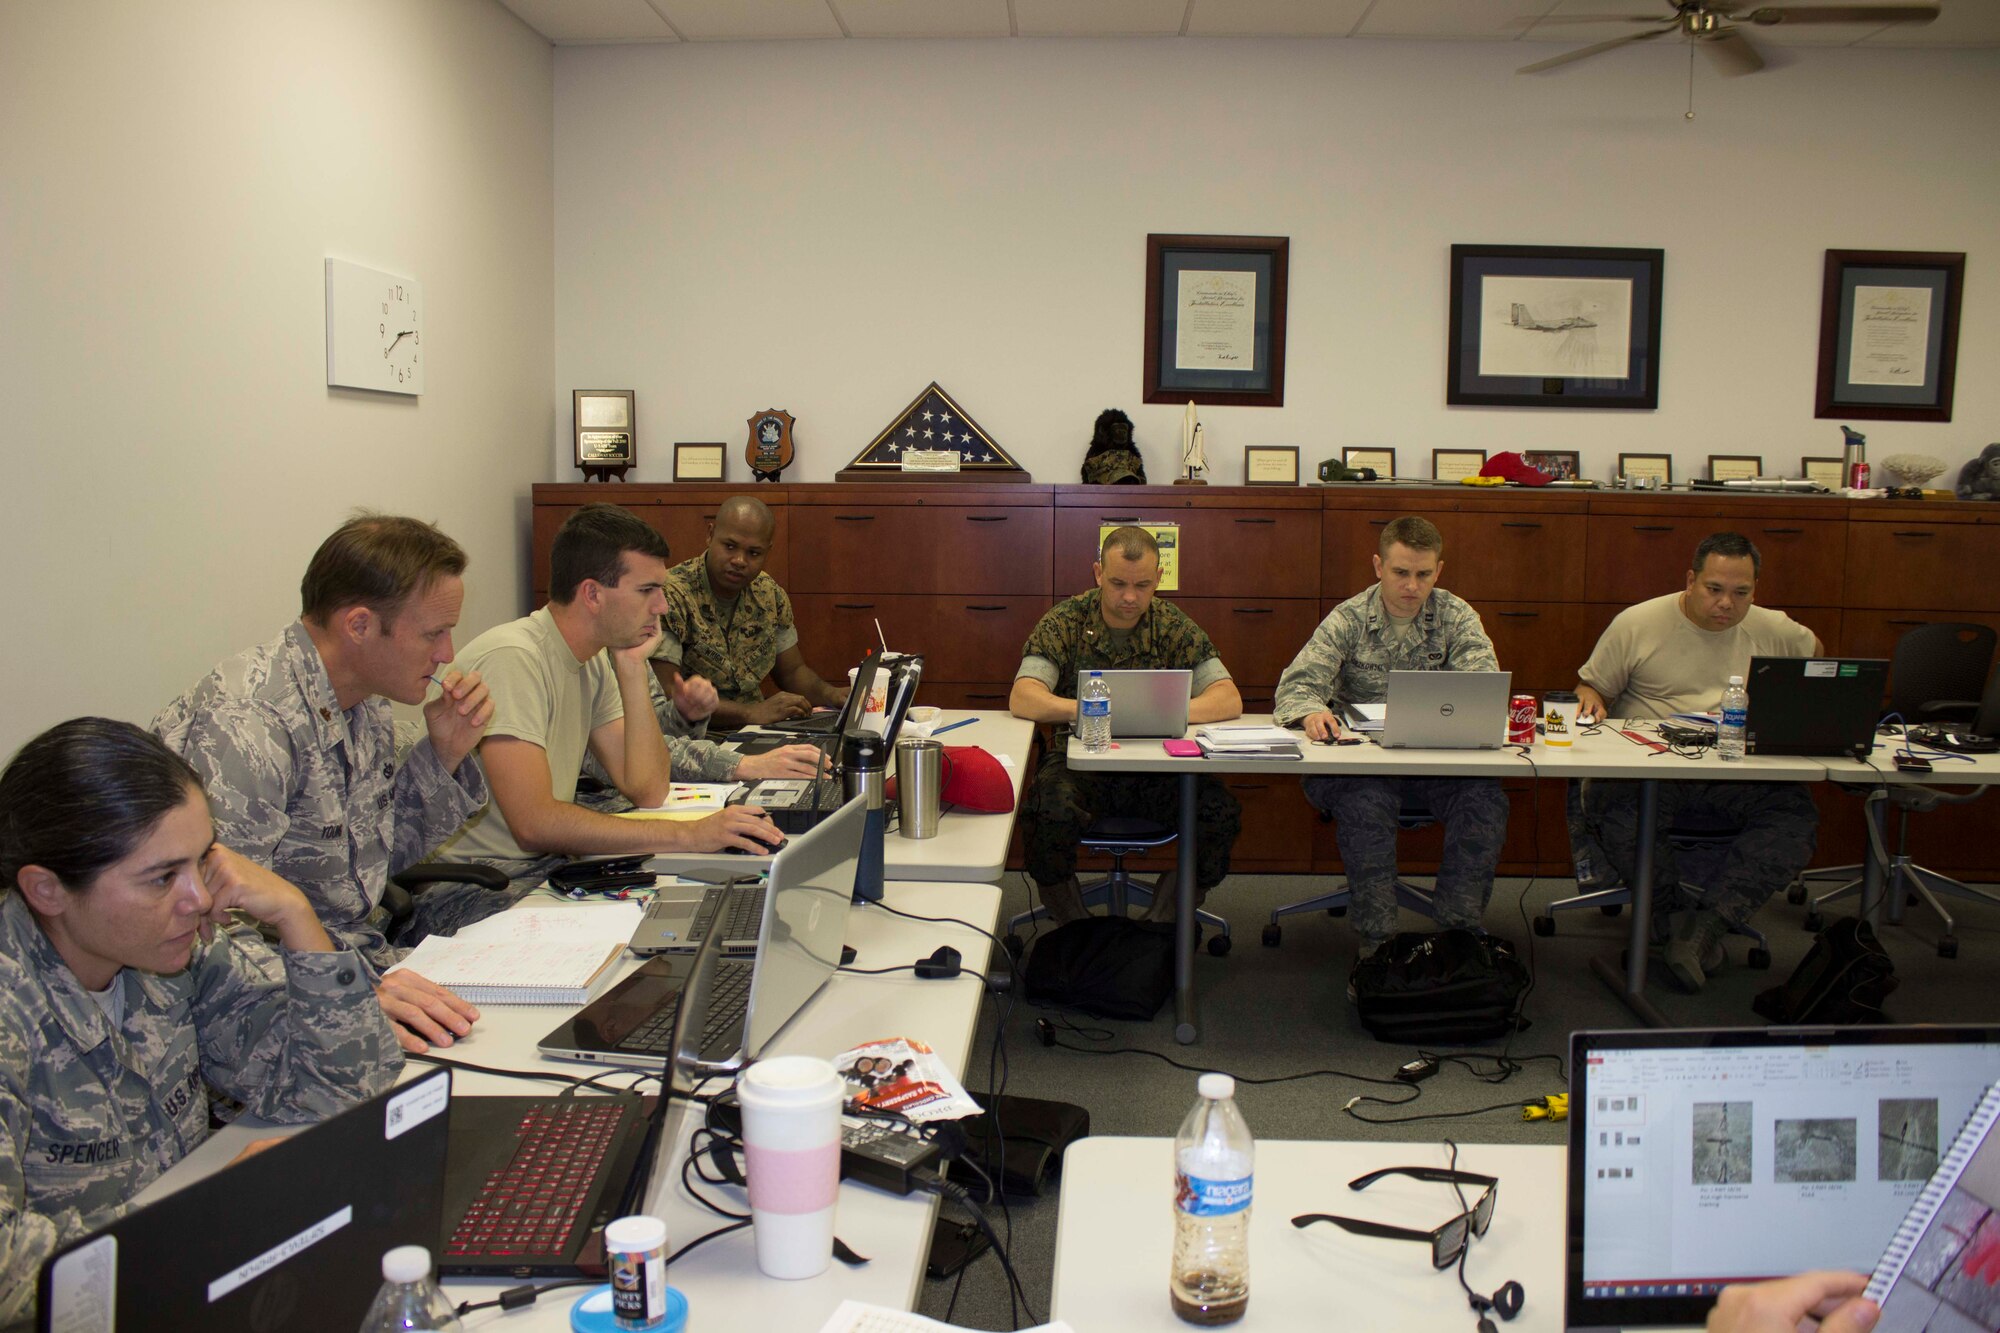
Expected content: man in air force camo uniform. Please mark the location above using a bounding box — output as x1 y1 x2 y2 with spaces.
1010 526 1243 923
1274 516 1509 956
154 515 495 1054
651 496 853 730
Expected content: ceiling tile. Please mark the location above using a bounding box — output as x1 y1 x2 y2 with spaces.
494 0 679 43
653 0 845 40
834 0 1013 37
1185 0 1373 37
1012 0 1189 37
1355 0 1550 41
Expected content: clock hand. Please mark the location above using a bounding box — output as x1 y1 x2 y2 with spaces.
386 330 416 352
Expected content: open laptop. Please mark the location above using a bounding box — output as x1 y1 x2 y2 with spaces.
1565 1025 2000 1333
40 1068 451 1332
1746 656 1889 758
744 644 889 740
543 793 863 1068
735 654 923 836
1376 669 1512 749
1082 667 1192 738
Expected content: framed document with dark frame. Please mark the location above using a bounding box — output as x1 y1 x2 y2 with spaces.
1814 249 1964 422
1433 448 1487 482
573 389 636 479
1523 450 1580 482
1709 454 1762 482
1144 234 1289 407
1242 445 1299 486
1447 244 1664 410
1802 456 1845 489
1344 447 1396 478
674 442 726 483
1619 452 1672 485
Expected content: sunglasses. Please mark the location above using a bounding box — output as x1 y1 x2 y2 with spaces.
1291 1166 1499 1269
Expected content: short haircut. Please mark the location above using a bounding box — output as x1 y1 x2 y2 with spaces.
1099 525 1160 566
1379 516 1444 558
300 513 467 629
1 718 204 894
714 495 776 540
1692 531 1762 578
549 503 671 603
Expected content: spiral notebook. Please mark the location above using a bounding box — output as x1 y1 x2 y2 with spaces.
388 934 624 1005
1864 1081 2000 1331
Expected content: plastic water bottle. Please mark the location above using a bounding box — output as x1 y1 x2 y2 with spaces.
1080 671 1112 753
357 1246 461 1332
1718 674 1748 763
1171 1073 1252 1325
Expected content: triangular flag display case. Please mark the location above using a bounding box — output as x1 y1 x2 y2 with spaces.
837 382 1032 484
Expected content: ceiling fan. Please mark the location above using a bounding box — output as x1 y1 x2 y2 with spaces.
1518 2 1942 77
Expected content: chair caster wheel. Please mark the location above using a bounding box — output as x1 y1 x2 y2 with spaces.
1939 936 1960 960
1208 935 1232 958
1261 924 1281 948
1802 911 1823 933
1785 881 1807 906
1907 892 1920 908
1748 947 1772 970
1533 916 1555 937
1328 905 1348 918
1003 933 1024 959
1599 904 1624 918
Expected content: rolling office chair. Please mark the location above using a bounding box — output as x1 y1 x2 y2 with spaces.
1261 794 1440 948
1005 816 1233 957
1789 623 1996 958
382 861 515 937
1793 647 2000 959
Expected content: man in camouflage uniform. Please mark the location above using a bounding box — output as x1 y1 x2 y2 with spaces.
154 514 495 1053
1274 516 1508 955
1010 526 1243 923
1574 531 1822 991
651 496 851 729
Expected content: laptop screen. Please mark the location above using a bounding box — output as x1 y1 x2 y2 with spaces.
745 795 865 1058
1568 1027 2000 1329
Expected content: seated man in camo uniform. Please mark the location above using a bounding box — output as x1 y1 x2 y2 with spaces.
1274 516 1508 964
1009 526 1243 924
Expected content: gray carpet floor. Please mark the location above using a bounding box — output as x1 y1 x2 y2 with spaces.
912 870 2000 1330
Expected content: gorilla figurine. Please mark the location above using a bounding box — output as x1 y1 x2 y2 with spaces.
1081 408 1147 485
1956 443 2000 501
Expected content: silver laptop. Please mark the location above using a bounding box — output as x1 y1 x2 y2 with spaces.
1565 1025 2000 1333
539 796 864 1070
631 872 768 956
1378 670 1511 749
1080 668 1192 738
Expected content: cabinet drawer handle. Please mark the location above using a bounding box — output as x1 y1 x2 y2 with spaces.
1234 517 1276 525
965 604 1006 612
1099 515 1139 522
1369 519 1389 526
834 514 876 523
1633 525 1674 533
965 515 1008 523
1891 530 1936 538
1887 619 1926 627
1761 527 1804 535
833 603 876 610
1226 783 1261 792
1498 611 1540 619
1500 521 1543 530
1232 607 1274 615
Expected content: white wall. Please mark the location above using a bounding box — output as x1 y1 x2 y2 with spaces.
0 0 554 758
553 37 1999 491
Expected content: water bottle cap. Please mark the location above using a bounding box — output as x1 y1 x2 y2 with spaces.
1728 675 1743 685
381 1244 431 1283
1198 1072 1235 1100
1089 670 1101 677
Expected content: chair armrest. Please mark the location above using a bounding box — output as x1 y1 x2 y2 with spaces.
390 861 512 892
1917 700 1979 722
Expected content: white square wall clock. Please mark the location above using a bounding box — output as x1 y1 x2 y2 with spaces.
325 258 423 395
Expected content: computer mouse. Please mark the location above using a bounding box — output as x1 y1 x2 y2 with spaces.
723 839 785 855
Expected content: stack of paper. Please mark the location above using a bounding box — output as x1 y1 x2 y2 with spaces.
617 782 744 820
387 916 628 1005
1343 702 1387 734
1194 724 1302 759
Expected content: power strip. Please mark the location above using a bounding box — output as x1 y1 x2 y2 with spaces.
706 1103 942 1195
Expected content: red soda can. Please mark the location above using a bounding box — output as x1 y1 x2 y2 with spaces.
1508 694 1538 745
1849 460 1871 489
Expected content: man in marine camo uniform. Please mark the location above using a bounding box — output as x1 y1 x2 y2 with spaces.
1274 516 1509 960
1010 526 1243 924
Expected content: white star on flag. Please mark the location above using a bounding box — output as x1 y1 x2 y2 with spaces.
923 428 934 439
981 453 993 463
960 432 972 444
940 411 953 425
921 410 933 421
904 425 915 436
887 443 900 454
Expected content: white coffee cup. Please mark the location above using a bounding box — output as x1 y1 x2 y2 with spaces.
1542 690 1581 747
847 658 898 735
736 1055 844 1279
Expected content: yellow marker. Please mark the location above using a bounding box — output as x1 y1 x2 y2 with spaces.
1460 475 1507 486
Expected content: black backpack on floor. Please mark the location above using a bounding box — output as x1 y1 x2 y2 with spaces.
1350 929 1530 1044
1021 916 1175 1021
1753 916 1897 1024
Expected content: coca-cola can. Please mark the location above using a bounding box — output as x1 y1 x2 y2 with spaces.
1848 460 1872 489
1508 693 1538 746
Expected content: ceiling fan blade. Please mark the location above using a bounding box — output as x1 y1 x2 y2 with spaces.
1743 5 1940 24
1702 28 1767 75
1518 25 1673 74
1529 14 1680 23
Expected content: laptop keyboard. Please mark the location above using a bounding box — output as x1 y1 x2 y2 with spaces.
685 884 766 944
444 1101 624 1260
616 958 753 1056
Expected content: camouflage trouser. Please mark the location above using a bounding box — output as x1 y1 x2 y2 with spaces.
1021 755 1242 899
1585 779 1817 928
1302 775 1509 944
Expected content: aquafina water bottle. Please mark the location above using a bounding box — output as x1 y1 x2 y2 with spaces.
1080 670 1112 753
1171 1073 1252 1325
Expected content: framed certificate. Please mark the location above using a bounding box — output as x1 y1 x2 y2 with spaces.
1802 456 1845 489
1144 234 1289 407
1432 449 1487 482
1344 447 1396 478
674 442 726 482
1243 445 1300 486
1814 249 1964 422
1619 453 1672 485
1708 454 1763 482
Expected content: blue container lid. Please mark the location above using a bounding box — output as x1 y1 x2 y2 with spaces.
568 1283 689 1333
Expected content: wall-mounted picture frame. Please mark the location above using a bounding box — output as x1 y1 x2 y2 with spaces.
1709 454 1763 482
1343 447 1397 478
1801 456 1846 489
1243 445 1300 486
573 389 636 479
1144 234 1289 408
1619 452 1673 484
1814 249 1964 423
1432 448 1488 482
673 441 726 483
1447 244 1664 410
1523 450 1580 482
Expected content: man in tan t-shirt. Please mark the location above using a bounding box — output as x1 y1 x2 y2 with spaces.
1572 531 1822 992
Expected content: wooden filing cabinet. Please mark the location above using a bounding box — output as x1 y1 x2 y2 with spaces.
529 484 789 602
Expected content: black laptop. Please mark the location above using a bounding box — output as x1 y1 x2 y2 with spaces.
736 653 923 835
40 1069 451 1333
738 646 884 744
1745 656 1889 757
